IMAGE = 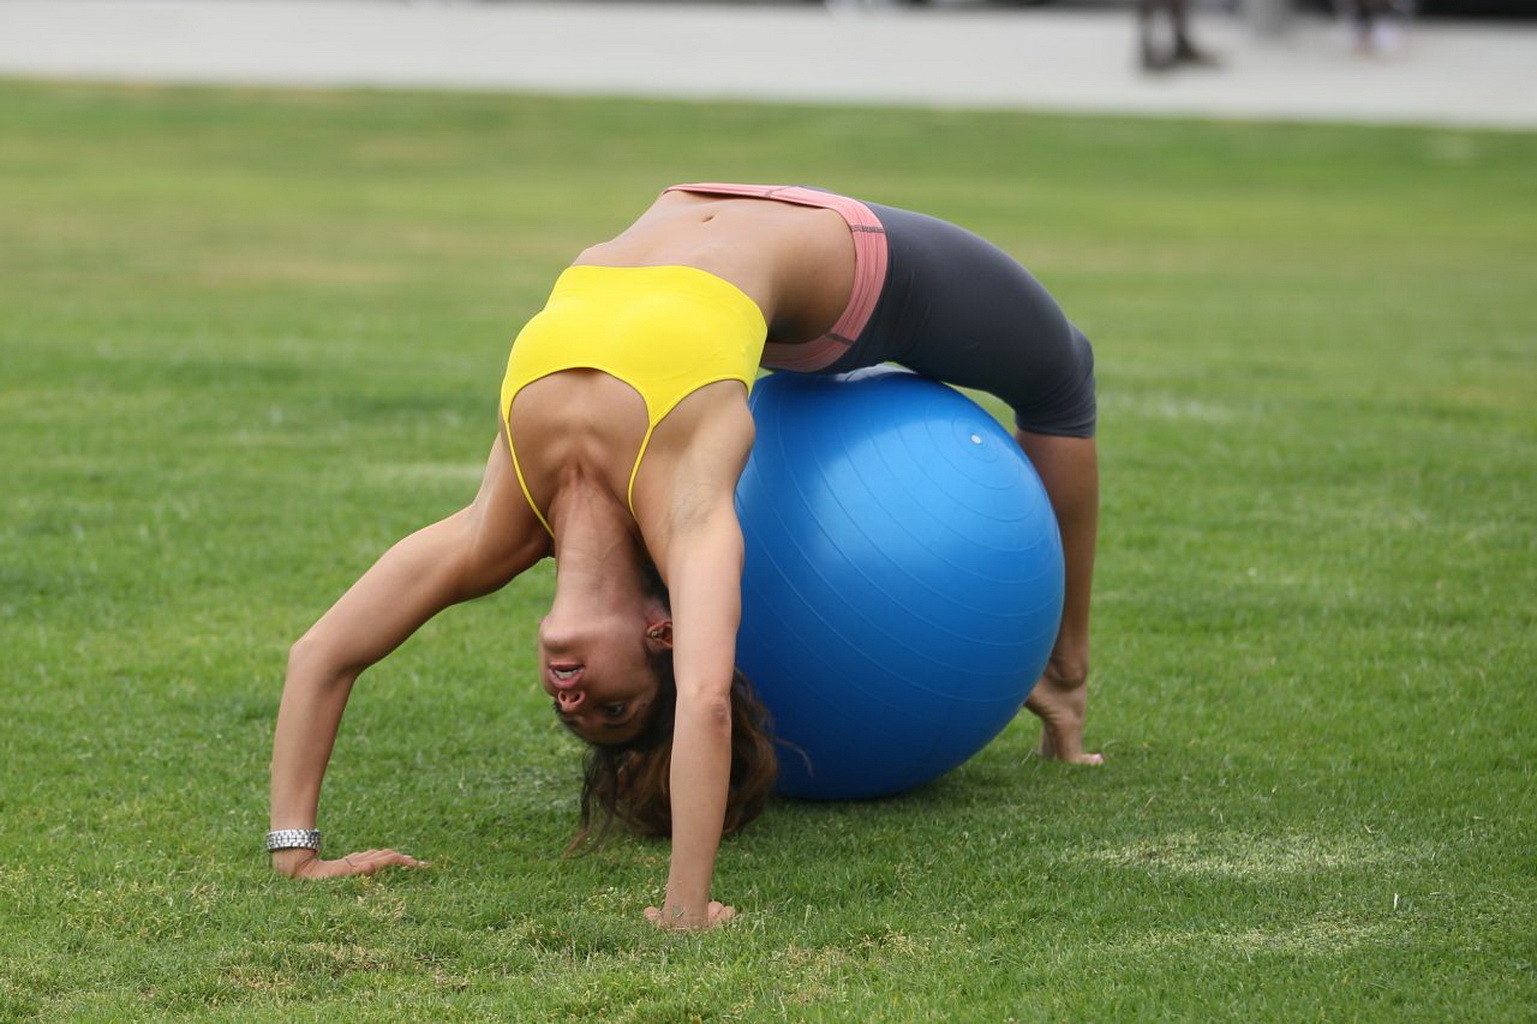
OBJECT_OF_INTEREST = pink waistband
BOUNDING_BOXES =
[664,183,888,372]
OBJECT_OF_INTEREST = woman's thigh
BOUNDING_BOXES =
[840,202,1097,438]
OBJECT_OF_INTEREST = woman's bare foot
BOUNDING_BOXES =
[1024,665,1103,765]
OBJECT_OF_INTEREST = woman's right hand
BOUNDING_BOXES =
[271,846,428,879]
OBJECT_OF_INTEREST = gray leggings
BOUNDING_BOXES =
[826,202,1097,438]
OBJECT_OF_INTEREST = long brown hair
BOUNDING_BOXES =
[565,655,779,854]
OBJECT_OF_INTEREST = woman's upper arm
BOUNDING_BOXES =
[456,428,551,595]
[659,405,755,701]
[664,510,745,701]
[297,432,547,671]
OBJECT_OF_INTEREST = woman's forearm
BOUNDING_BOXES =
[269,644,359,830]
[663,693,733,920]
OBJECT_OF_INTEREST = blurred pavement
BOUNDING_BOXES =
[0,0,1532,128]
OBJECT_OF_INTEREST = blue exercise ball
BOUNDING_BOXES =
[734,368,1065,800]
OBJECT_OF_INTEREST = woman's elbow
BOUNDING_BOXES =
[286,631,360,683]
[287,631,321,669]
[680,691,733,733]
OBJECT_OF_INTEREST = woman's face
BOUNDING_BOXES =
[537,612,664,746]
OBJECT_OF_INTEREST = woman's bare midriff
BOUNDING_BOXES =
[571,192,857,346]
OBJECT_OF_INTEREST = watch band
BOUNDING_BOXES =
[265,828,323,853]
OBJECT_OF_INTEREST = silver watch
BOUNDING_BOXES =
[265,828,323,853]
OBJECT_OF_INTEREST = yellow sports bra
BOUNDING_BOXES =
[499,265,768,535]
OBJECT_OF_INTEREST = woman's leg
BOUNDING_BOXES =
[843,202,1105,763]
[1013,430,1102,765]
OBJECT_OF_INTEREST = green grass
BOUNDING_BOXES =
[2,78,1535,1022]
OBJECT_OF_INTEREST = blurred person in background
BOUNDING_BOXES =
[1342,0,1409,53]
[1139,0,1220,70]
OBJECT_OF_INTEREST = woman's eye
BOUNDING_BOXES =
[603,703,627,719]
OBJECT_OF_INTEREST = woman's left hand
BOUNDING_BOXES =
[644,901,736,931]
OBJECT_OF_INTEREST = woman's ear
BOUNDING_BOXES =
[644,619,673,652]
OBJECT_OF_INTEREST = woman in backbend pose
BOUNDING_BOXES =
[268,183,1101,930]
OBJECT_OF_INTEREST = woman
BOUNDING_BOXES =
[268,183,1102,930]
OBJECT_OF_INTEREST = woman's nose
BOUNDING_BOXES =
[556,689,584,710]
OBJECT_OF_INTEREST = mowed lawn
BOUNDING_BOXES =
[1,79,1533,1022]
